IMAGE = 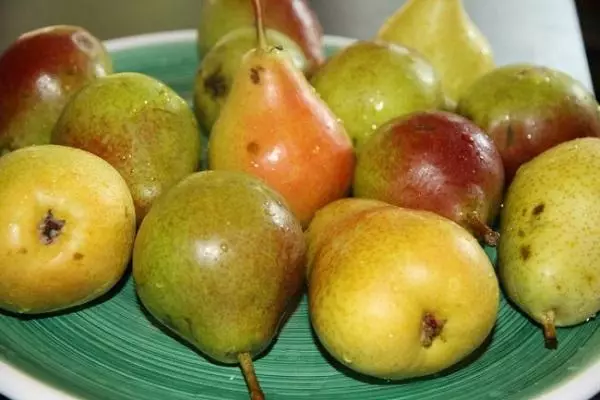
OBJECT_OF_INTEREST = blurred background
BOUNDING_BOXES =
[0,0,599,92]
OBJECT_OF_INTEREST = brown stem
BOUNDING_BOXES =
[250,0,268,51]
[542,311,558,350]
[466,211,499,247]
[38,209,66,245]
[238,352,265,400]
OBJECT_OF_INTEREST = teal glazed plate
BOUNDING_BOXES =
[1,30,600,400]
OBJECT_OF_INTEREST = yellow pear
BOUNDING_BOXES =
[309,206,499,380]
[377,0,495,107]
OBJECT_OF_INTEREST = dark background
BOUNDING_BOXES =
[576,0,600,94]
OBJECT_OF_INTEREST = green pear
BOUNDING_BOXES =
[309,206,499,380]
[51,72,201,225]
[133,170,306,399]
[498,137,600,349]
[310,40,445,149]
[193,26,307,132]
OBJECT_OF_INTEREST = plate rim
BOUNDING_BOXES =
[1,28,600,400]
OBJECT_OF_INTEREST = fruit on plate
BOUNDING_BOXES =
[0,145,136,314]
[309,206,499,380]
[498,137,600,349]
[0,25,112,154]
[305,197,391,279]
[457,64,600,182]
[353,111,505,246]
[197,0,324,73]
[377,0,495,108]
[51,72,201,226]
[310,40,445,150]
[193,26,308,133]
[133,170,306,400]
[209,0,354,227]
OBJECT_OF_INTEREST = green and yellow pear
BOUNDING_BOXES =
[499,137,600,349]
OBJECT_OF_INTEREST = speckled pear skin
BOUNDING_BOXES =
[193,26,308,133]
[132,170,306,365]
[197,0,324,72]
[310,40,445,150]
[457,64,600,183]
[309,206,499,380]
[51,72,201,225]
[0,25,112,153]
[498,137,600,328]
[305,198,392,279]
[208,46,355,227]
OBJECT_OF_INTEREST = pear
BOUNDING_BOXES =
[198,0,324,73]
[0,145,136,314]
[52,72,201,225]
[208,0,355,227]
[305,198,391,279]
[0,25,112,153]
[353,111,505,246]
[309,206,499,380]
[133,170,306,400]
[310,40,445,149]
[457,64,600,182]
[498,137,600,349]
[377,0,495,107]
[193,26,308,132]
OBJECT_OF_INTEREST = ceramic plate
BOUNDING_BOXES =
[1,29,600,400]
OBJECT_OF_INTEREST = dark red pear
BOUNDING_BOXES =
[353,110,504,246]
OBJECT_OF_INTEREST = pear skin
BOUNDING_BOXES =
[0,145,135,314]
[133,170,305,400]
[0,25,112,153]
[208,7,354,227]
[457,64,600,183]
[377,0,495,107]
[194,26,308,132]
[52,72,201,225]
[499,137,600,349]
[309,206,499,380]
[310,40,445,150]
[305,198,391,279]
[198,0,324,72]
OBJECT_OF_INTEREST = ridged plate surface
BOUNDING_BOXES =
[1,33,600,400]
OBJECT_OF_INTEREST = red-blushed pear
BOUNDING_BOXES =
[457,64,600,183]
[305,198,392,279]
[198,0,324,73]
[0,25,112,153]
[208,0,355,228]
[353,111,504,246]
[309,206,500,380]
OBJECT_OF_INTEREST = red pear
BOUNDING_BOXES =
[353,111,504,246]
[0,25,112,153]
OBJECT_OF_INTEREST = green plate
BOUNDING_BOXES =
[1,30,600,400]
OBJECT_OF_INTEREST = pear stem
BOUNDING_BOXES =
[466,211,499,247]
[251,0,268,51]
[542,311,558,350]
[238,352,265,400]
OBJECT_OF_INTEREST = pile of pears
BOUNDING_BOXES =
[2,0,600,398]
